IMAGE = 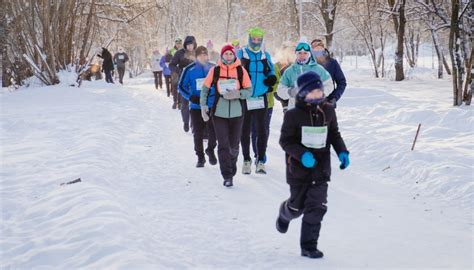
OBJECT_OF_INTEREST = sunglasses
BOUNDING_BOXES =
[312,50,327,57]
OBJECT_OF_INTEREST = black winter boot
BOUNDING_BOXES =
[223,178,233,187]
[276,217,289,234]
[300,221,323,259]
[276,201,303,234]
[205,149,217,165]
[196,156,206,168]
[301,248,324,259]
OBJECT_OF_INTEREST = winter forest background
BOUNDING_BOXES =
[1,0,472,106]
[1,0,474,269]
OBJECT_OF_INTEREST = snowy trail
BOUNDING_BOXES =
[1,75,472,269]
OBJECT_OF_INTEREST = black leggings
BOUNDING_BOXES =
[164,75,171,96]
[153,71,163,89]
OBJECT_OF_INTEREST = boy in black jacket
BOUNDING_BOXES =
[276,71,350,259]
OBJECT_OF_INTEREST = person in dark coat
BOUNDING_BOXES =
[168,38,183,107]
[311,39,347,107]
[97,47,114,83]
[170,36,197,132]
[276,71,350,259]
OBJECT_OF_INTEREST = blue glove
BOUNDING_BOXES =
[338,152,350,170]
[301,151,316,168]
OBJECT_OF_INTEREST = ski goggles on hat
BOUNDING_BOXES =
[295,43,311,52]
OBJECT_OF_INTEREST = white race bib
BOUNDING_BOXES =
[246,96,265,110]
[301,126,328,149]
[118,55,125,60]
[218,79,237,94]
[195,78,205,91]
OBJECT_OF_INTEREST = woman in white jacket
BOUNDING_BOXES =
[151,49,164,90]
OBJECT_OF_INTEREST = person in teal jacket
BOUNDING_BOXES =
[237,27,277,175]
[277,40,332,110]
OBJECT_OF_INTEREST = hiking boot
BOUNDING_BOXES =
[301,248,324,259]
[223,178,233,187]
[242,160,252,175]
[256,161,266,174]
[196,156,206,168]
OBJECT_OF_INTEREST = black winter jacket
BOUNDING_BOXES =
[97,48,114,71]
[279,99,348,185]
[169,36,197,75]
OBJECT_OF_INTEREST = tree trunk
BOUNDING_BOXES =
[225,0,232,42]
[389,0,406,81]
[449,0,463,106]
[321,0,338,50]
[442,48,452,75]
[430,28,444,79]
[461,12,473,105]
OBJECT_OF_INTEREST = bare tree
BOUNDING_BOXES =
[387,0,407,81]
[416,0,451,79]
[319,0,342,49]
[348,0,389,78]
[449,0,472,105]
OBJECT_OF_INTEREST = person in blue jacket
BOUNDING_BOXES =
[178,46,218,168]
[311,39,347,107]
[237,27,277,175]
[160,49,172,97]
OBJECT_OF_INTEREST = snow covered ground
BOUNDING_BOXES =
[1,66,473,269]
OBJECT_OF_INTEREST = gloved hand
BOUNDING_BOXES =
[201,106,210,122]
[190,95,200,104]
[327,98,337,108]
[288,87,299,98]
[338,152,350,170]
[263,75,277,86]
[301,151,317,168]
[222,90,240,100]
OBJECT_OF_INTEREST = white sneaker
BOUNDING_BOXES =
[242,160,252,175]
[256,161,267,174]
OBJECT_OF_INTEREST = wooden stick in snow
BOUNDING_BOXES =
[411,124,422,151]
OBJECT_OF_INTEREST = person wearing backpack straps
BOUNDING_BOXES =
[199,45,252,187]
[237,27,277,175]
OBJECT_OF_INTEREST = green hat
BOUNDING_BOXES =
[248,27,265,38]
[231,39,240,46]
[175,38,182,43]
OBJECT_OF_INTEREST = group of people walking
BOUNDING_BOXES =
[154,27,350,260]
[97,47,129,84]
